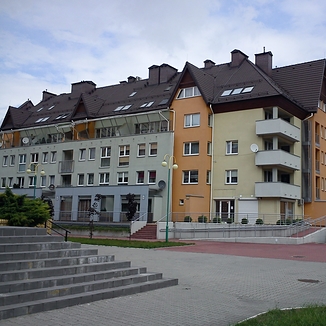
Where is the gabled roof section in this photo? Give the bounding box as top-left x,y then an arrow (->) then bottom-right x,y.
1,106 -> 32,130
171,62 -> 214,104
272,59 -> 326,112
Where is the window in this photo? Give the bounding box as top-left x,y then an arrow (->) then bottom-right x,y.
49,175 -> 55,186
138,144 -> 146,157
89,148 -> 95,160
18,154 -> 26,172
221,86 -> 254,96
129,91 -> 137,97
87,173 -> 94,186
50,151 -> 56,163
1,177 -> 6,188
226,141 -> 238,155
2,155 -> 8,166
225,170 -> 238,184
208,114 -> 213,127
135,121 -> 167,134
119,145 -> 130,166
101,147 -> 111,167
117,172 -> 128,184
149,143 -> 157,156
183,170 -> 198,184
207,142 -> 212,155
8,177 -> 13,188
28,176 -> 36,187
148,170 -> 156,184
184,113 -> 200,127
184,142 -> 199,155
42,152 -> 48,164
264,141 -> 273,150
77,174 -> 84,186
99,173 -> 110,185
17,177 -> 24,188
177,86 -> 201,99
137,171 -> 144,184
40,176 -> 46,187
9,155 -> 15,166
206,170 -> 211,184
114,104 -> 132,111
264,170 -> 273,182
140,101 -> 154,108
79,149 -> 86,161
95,127 -> 117,138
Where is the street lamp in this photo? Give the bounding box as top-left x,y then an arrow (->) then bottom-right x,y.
26,163 -> 45,199
162,154 -> 178,242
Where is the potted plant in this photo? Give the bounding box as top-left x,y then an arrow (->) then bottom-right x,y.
213,217 -> 221,223
184,216 -> 192,222
241,218 -> 248,224
255,218 -> 264,225
198,215 -> 207,223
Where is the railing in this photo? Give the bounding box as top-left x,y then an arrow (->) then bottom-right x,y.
45,219 -> 71,241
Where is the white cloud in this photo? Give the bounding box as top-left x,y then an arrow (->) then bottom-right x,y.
0,0 -> 325,121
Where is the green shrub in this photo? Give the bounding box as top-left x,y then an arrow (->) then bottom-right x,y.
241,218 -> 248,224
198,215 -> 207,223
226,218 -> 232,224
255,218 -> 264,225
213,217 -> 221,223
184,216 -> 192,222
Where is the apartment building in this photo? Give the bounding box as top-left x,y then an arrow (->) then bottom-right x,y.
1,49 -> 325,224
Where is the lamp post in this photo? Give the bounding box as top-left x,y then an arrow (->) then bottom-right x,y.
162,154 -> 178,242
26,164 -> 45,199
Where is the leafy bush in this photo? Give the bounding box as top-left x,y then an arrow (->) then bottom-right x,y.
184,216 -> 192,222
198,215 -> 207,223
213,217 -> 221,223
226,218 -> 233,224
241,218 -> 248,224
0,187 -> 50,227
255,218 -> 264,225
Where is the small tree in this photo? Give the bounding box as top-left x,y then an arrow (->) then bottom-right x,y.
126,193 -> 137,240
0,187 -> 50,227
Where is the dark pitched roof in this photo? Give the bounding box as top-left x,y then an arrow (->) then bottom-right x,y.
272,59 -> 326,112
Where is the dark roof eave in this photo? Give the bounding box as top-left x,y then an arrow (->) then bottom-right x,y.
211,95 -> 309,120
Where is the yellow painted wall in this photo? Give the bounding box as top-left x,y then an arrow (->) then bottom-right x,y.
170,95 -> 212,221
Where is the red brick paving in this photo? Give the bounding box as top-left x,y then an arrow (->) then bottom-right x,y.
160,240 -> 326,263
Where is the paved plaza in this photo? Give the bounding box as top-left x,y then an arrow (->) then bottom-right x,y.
1,241 -> 325,326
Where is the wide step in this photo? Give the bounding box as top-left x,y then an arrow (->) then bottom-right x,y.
0,226 -> 178,320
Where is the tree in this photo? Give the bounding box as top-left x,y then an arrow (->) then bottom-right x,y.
0,187 -> 51,227
126,193 -> 137,221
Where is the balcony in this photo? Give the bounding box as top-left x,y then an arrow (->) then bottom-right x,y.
256,119 -> 300,142
59,160 -> 74,173
255,182 -> 301,199
255,150 -> 300,171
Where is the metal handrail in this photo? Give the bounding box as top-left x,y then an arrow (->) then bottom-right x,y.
46,219 -> 71,241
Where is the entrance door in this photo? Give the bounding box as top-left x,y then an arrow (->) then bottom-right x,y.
215,200 -> 235,222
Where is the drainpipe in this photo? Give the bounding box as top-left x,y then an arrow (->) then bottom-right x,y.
209,104 -> 214,221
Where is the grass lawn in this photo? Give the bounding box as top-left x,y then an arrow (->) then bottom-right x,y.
68,237 -> 192,249
235,306 -> 326,325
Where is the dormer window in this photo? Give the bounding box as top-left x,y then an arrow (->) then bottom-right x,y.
177,86 -> 200,99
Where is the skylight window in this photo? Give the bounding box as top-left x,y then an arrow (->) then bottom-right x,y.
221,90 -> 232,96
231,88 -> 243,95
114,105 -> 132,111
35,117 -> 50,123
129,91 -> 137,97
158,99 -> 169,105
47,105 -> 55,110
37,107 -> 43,112
164,86 -> 172,91
242,86 -> 254,93
55,113 -> 70,120
140,101 -> 154,108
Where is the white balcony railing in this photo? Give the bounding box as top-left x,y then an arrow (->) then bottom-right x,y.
255,182 -> 301,199
255,150 -> 300,170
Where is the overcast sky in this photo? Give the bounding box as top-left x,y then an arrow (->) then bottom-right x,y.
1,0 -> 326,123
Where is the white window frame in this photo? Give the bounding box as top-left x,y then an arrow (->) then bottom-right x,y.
117,172 -> 128,184
225,170 -> 238,184
40,175 -> 46,187
49,175 -> 55,186
18,154 -> 26,172
9,155 -> 15,166
148,170 -> 156,184
77,174 -> 84,186
8,177 -> 13,188
101,146 -> 111,167
28,176 -> 36,187
99,173 -> 110,185
206,170 -> 211,184
149,142 -> 157,156
17,177 -> 24,188
1,177 -> 6,188
136,171 -> 145,184
87,173 -> 94,186
50,151 -> 57,163
182,170 -> 198,184
2,155 -> 8,166
30,153 -> 39,163
177,86 -> 201,99
42,152 -> 48,164
184,113 -> 200,128
79,148 -> 86,161
119,145 -> 130,166
226,141 -> 238,155
184,142 -> 199,156
89,148 -> 95,160
138,143 -> 146,157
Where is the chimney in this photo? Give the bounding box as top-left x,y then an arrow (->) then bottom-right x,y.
127,76 -> 137,83
255,50 -> 273,76
204,59 -> 215,68
71,81 -> 96,96
230,49 -> 248,67
42,90 -> 56,102
148,64 -> 177,85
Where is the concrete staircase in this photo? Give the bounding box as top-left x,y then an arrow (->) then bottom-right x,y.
0,226 -> 178,320
131,224 -> 157,239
